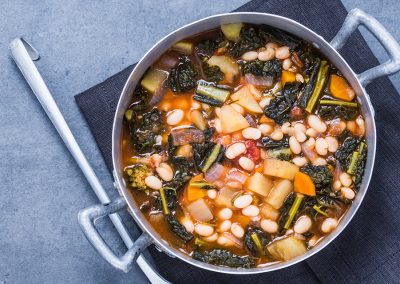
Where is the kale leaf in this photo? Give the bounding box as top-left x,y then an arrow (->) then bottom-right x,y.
335,136 -> 359,171
127,86 -> 150,112
353,142 -> 367,186
242,59 -> 282,80
244,226 -> 270,257
318,105 -> 358,121
202,62 -> 224,83
166,214 -> 193,243
297,58 -> 321,109
128,108 -> 164,154
228,27 -> 266,58
260,136 -> 289,149
167,56 -> 197,92
300,164 -> 333,191
264,82 -> 301,125
154,188 -> 176,212
193,249 -> 255,268
259,25 -> 301,50
196,40 -> 220,58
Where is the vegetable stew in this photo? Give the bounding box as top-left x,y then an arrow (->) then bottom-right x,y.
120,23 -> 367,268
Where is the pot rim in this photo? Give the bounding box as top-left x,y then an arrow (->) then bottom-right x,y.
112,12 -> 376,274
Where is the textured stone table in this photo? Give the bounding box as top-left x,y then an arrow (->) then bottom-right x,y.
0,1 -> 399,283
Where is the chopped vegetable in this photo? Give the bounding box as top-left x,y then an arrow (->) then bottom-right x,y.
194,81 -> 230,106
186,198 -> 214,222
167,56 -> 197,92
202,62 -> 224,83
207,55 -> 240,83
170,128 -> 205,146
305,60 -> 329,113
318,99 -> 359,121
186,175 -> 207,202
195,40 -> 220,58
219,105 -> 250,133
221,23 -> 243,41
260,203 -> 280,221
215,187 -> 238,209
346,141 -> 367,186
201,143 -> 222,173
267,148 -> 292,161
242,59 -> 282,81
294,172 -> 316,196
267,236 -> 307,261
329,74 -> 355,101
172,41 -> 193,55
124,109 -> 133,121
166,214 -> 193,243
244,226 -> 269,256
190,110 -> 207,131
159,188 -> 170,214
300,164 -> 332,191
266,179 -> 294,209
125,164 -> 150,192
245,172 -> 273,197
193,249 -> 255,268
281,70 -> 296,86
297,58 -> 321,109
313,205 -> 329,217
283,193 -> 304,229
141,68 -> 168,94
264,159 -> 299,180
320,99 -> 357,108
228,27 -> 266,58
230,85 -> 263,114
261,136 -> 289,150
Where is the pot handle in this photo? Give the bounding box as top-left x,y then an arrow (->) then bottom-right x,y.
330,8 -> 400,87
78,196 -> 153,273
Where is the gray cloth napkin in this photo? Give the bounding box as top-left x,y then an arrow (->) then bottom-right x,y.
75,0 -> 400,282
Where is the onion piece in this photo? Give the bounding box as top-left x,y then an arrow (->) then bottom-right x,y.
171,127 -> 204,146
205,163 -> 226,182
148,84 -> 166,108
226,169 -> 248,184
186,198 -> 213,222
245,114 -> 257,127
301,143 -> 318,162
245,73 -> 274,87
222,232 -> 243,248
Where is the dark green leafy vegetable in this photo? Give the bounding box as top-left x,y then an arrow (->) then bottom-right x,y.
124,164 -> 150,192
347,141 -> 367,186
193,249 -> 255,268
305,60 -> 329,113
264,82 -> 301,125
202,62 -> 224,83
267,148 -> 292,161
201,143 -> 222,173
159,188 -> 170,215
166,214 -> 193,243
259,25 -> 301,50
244,226 -> 269,256
318,99 -> 359,120
192,141 -> 224,172
242,59 -> 282,81
196,40 -> 220,58
335,136 -> 360,171
300,164 -> 333,191
167,56 -> 197,92
128,109 -> 164,154
189,181 -> 217,190
228,27 -> 266,58
125,87 -> 150,114
297,58 -> 321,109
154,188 -> 176,213
283,194 -> 304,229
260,135 -> 289,149
193,81 -> 230,106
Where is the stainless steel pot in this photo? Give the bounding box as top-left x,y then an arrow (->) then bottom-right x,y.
78,9 -> 400,274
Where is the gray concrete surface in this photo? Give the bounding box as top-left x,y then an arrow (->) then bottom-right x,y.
0,0 -> 399,283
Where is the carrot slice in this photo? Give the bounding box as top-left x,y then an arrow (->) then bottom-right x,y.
281,70 -> 296,86
186,174 -> 206,202
294,172 -> 316,196
329,74 -> 355,102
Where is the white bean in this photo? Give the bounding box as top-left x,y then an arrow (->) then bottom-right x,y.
321,218 -> 338,233
260,219 -> 278,233
289,136 -> 301,154
282,58 -> 292,70
233,194 -> 253,209
259,97 -> 272,108
242,51 -> 258,61
217,235 -> 234,246
242,127 -> 262,140
308,235 -> 319,247
214,118 -> 222,133
231,223 -> 245,238
306,127 -> 318,138
293,156 -> 308,167
258,124 -> 273,135
294,128 -> 307,143
293,123 -> 306,133
339,172 -> 353,187
194,223 -> 214,237
308,115 -> 327,133
167,109 -> 184,125
315,138 -> 328,156
294,215 -> 312,234
356,117 -> 366,136
150,154 -> 162,167
145,176 -> 162,190
225,142 -> 246,159
215,107 -> 221,117
341,187 -> 355,200
281,122 -> 292,134
242,205 -> 260,217
238,157 -> 255,172
231,103 -> 245,115
258,47 -> 275,61
203,232 -> 218,242
207,189 -> 217,199
313,157 -> 327,166
275,46 -> 290,59
180,217 -> 194,233
201,103 -> 210,110
305,137 -> 316,149
156,163 -> 173,182
333,180 -> 342,191
296,73 -> 304,83
266,42 -> 279,49
192,101 -> 201,109
270,129 -> 284,141
325,136 -> 339,152
218,220 -> 232,232
218,208 -> 233,220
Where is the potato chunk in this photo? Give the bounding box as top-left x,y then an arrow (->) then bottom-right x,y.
231,86 -> 263,114
263,159 -> 299,180
266,179 -> 293,209
267,236 -> 307,261
220,105 -> 250,133
245,172 -> 273,197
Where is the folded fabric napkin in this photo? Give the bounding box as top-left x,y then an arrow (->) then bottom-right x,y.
75,0 -> 400,282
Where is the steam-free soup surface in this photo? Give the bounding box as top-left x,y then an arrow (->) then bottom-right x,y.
121,23 -> 367,268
